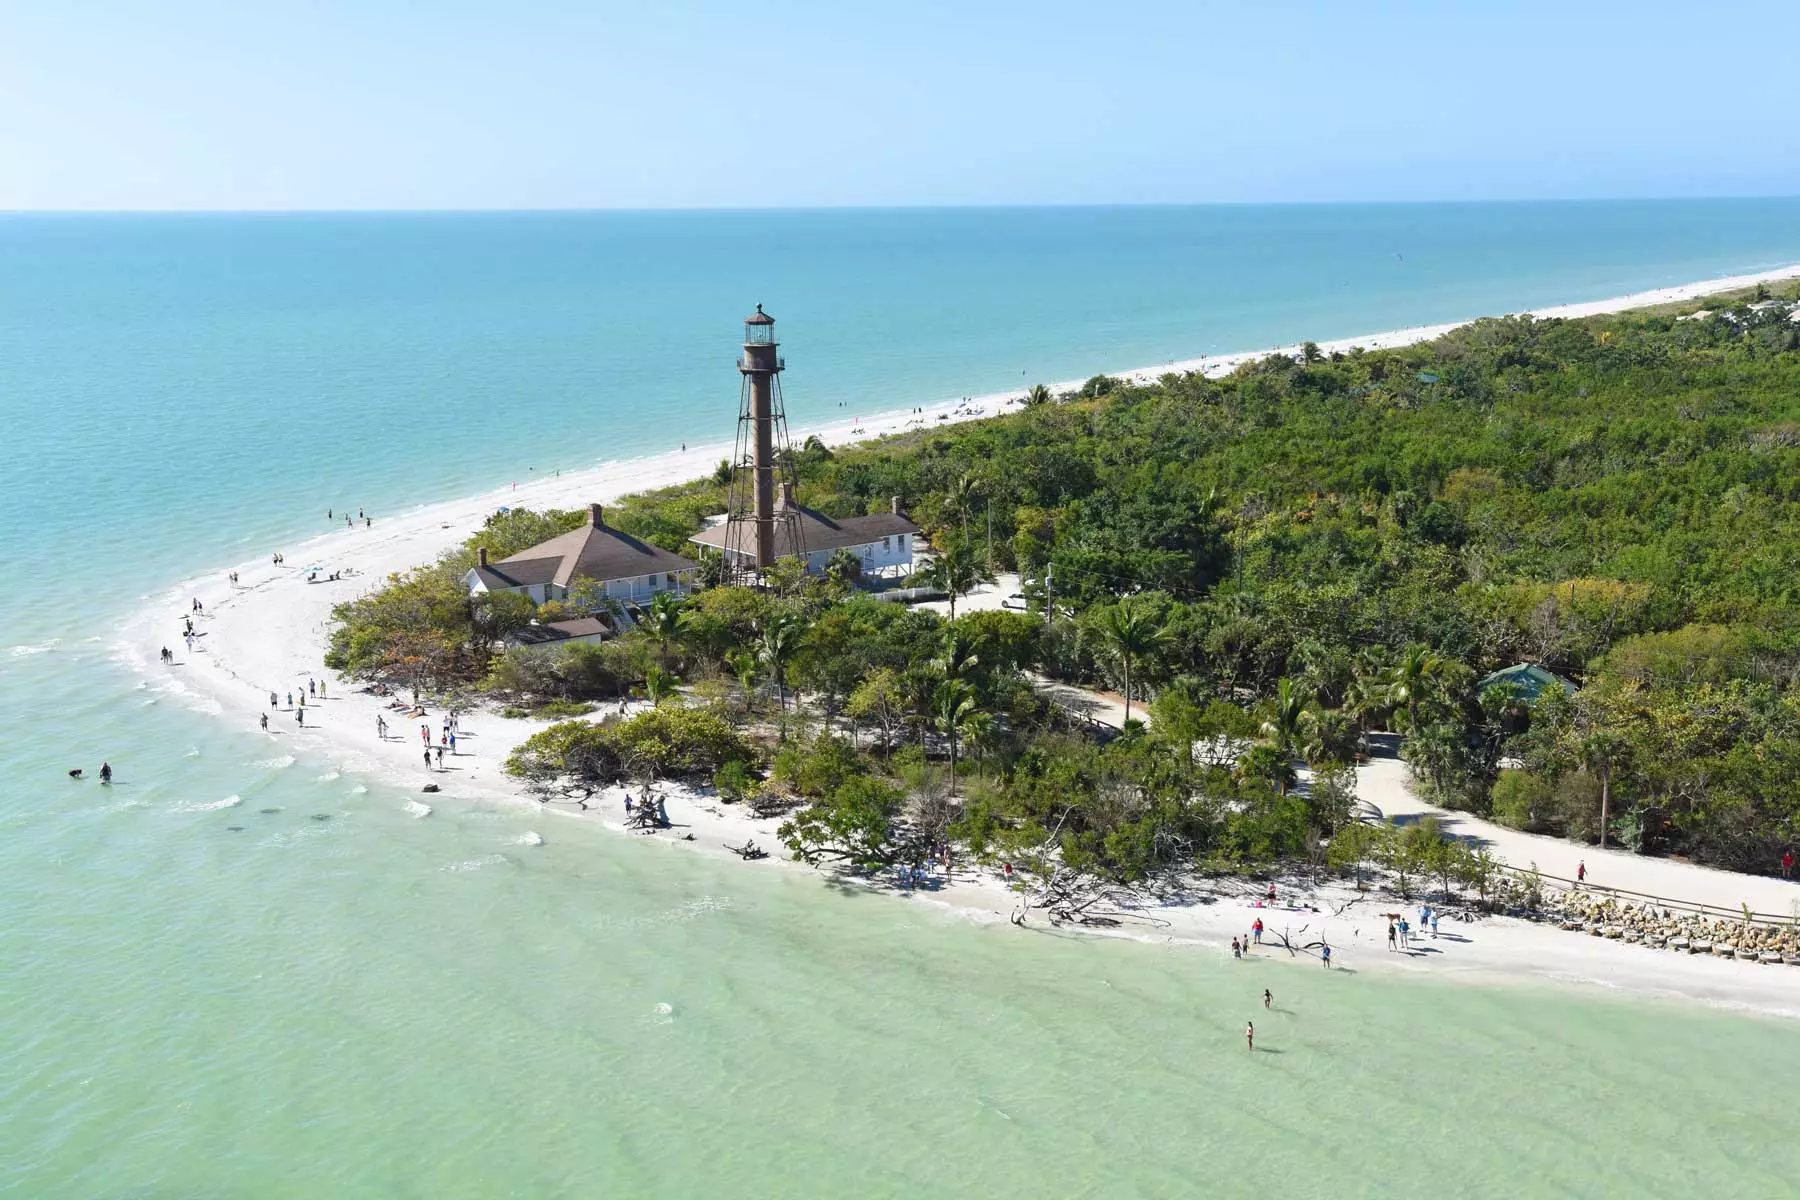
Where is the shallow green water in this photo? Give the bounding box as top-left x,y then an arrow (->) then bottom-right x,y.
8,207 -> 1800,1195
4,677 -> 1797,1198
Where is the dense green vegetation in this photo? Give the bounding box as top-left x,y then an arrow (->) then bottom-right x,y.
330,284 -> 1800,879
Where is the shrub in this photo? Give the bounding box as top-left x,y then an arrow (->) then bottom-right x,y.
1489,769 -> 1555,832
505,705 -> 750,791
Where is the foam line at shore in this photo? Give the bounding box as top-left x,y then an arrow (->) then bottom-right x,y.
110,261 -> 1800,1019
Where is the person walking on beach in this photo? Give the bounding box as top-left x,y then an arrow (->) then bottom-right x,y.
318,680 -> 326,699
270,692 -> 278,708
435,745 -> 444,768
1387,920 -> 1397,951
1431,911 -> 1440,938
1252,917 -> 1263,945
1398,917 -> 1409,949
376,716 -> 386,739
421,725 -> 429,745
1782,849 -> 1794,880
1321,941 -> 1332,968
296,707 -> 304,726
424,748 -> 432,769
260,713 -> 268,731
1577,859 -> 1587,885
286,692 -> 293,709
448,732 -> 457,755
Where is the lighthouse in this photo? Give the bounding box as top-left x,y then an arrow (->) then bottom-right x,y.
723,304 -> 803,580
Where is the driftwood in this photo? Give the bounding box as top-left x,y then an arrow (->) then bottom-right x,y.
726,841 -> 769,860
625,792 -> 668,830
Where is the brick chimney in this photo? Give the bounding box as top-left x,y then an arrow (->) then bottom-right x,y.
478,546 -> 489,568
588,503 -> 604,527
890,495 -> 903,515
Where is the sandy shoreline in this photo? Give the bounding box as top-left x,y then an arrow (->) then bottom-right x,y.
116,261 -> 1800,1019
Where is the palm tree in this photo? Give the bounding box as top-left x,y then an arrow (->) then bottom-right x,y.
726,649 -> 762,713
642,664 -> 678,708
963,710 -> 999,783
1238,743 -> 1297,795
933,679 -> 978,798
824,547 -> 862,589
935,626 -> 981,681
1581,730 -> 1623,849
1258,677 -> 1311,751
1024,383 -> 1052,407
757,613 -> 805,710
1381,644 -> 1457,733
1298,709 -> 1356,766
929,539 -> 990,620
1092,599 -> 1171,723
948,473 -> 980,543
643,591 -> 686,667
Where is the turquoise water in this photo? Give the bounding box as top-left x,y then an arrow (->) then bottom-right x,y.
6,203 -> 1800,1195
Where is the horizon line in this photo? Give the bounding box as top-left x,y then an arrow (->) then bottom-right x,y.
5,194 -> 1800,217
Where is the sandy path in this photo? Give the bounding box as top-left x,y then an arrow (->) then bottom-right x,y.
106,260 -> 1800,1017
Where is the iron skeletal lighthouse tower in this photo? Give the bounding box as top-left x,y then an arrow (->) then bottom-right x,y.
723,304 -> 803,583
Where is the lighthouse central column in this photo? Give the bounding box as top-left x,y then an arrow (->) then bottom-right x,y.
750,365 -> 775,567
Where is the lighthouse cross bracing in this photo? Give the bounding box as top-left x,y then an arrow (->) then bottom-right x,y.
722,304 -> 804,585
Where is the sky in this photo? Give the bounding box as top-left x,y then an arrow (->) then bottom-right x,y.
2,0 -> 1796,210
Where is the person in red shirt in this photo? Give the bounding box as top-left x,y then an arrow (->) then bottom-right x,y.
1782,849 -> 1794,880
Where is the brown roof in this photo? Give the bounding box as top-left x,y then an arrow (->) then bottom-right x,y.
473,507 -> 698,590
688,504 -> 920,558
507,616 -> 614,646
745,304 -> 775,325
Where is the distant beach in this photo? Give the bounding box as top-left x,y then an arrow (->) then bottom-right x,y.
119,259 -> 1800,1019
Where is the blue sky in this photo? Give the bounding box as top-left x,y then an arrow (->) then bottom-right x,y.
2,0 -> 1795,209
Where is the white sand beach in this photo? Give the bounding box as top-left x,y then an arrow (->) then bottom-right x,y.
118,262 -> 1800,1019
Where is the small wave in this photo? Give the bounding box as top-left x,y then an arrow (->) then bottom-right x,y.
657,895 -> 732,923
184,748 -> 202,758
441,854 -> 506,873
314,771 -> 341,782
8,639 -> 59,657
404,801 -> 433,818
513,831 -> 543,846
177,794 -> 243,813
349,785 -> 368,795
250,755 -> 296,770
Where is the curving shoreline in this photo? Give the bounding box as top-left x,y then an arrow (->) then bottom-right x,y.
114,260 -> 1800,1019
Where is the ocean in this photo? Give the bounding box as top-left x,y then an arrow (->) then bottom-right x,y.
5,202 -> 1800,1196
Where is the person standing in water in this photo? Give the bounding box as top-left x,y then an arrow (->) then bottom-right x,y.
1245,1022 -> 1254,1051
1263,989 -> 1272,1009
260,713 -> 269,731
99,762 -> 113,784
